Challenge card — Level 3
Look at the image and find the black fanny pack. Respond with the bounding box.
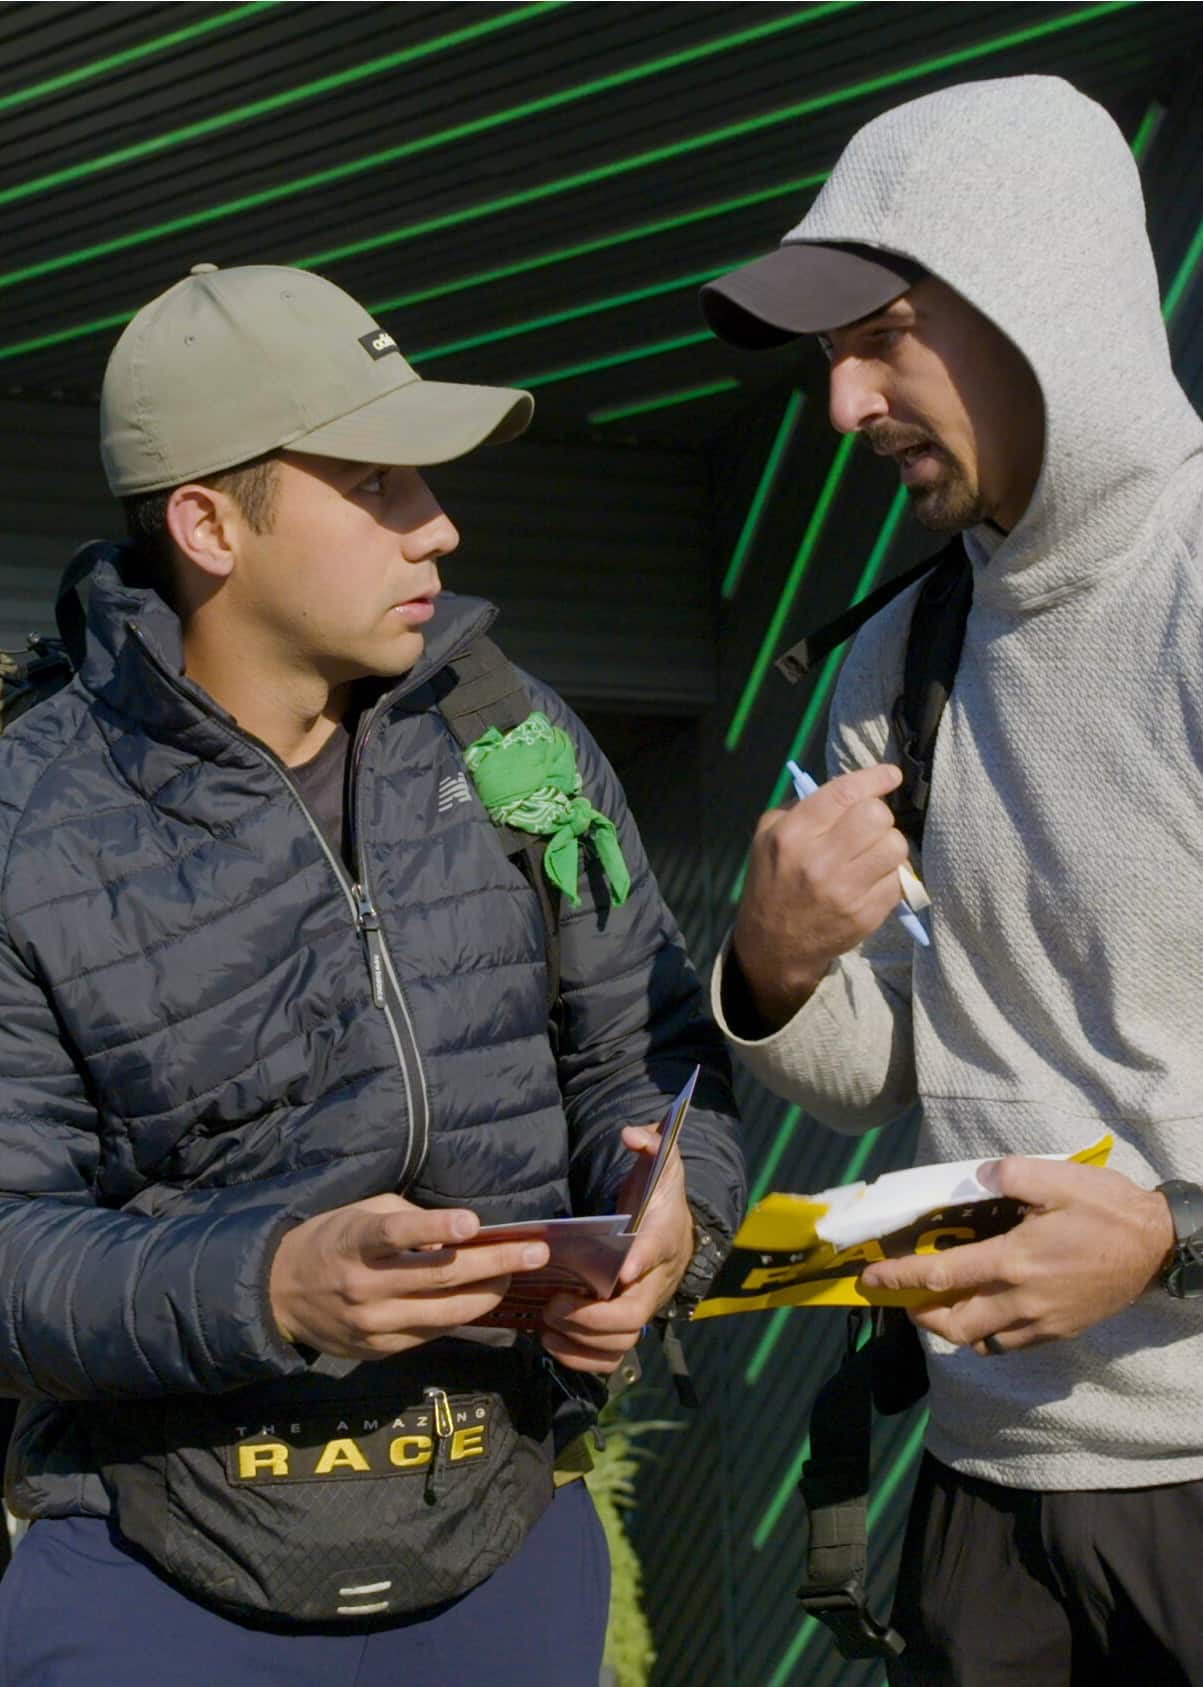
[83,1337,556,1627]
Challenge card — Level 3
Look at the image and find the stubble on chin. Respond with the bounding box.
[907,458,988,534]
[865,423,987,535]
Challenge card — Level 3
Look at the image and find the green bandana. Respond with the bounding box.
[463,712,631,909]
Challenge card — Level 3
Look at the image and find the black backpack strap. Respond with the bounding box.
[775,554,945,684]
[795,1309,926,1662]
[433,634,533,745]
[887,540,973,849]
[774,536,973,851]
[434,636,562,1015]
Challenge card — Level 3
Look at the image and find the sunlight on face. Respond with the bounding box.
[820,278,1045,533]
[224,454,460,685]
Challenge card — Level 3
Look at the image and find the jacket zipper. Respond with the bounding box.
[347,698,430,1189]
[125,621,431,1191]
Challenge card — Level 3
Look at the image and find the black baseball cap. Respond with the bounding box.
[701,241,927,349]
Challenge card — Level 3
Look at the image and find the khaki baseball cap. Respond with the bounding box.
[100,263,533,495]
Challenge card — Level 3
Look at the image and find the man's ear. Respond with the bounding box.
[164,483,237,582]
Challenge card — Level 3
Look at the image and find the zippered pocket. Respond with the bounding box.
[86,1340,556,1624]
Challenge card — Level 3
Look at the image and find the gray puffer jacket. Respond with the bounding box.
[0,546,744,1519]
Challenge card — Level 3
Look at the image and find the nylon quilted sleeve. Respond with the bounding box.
[525,679,745,1247]
[0,919,308,1402]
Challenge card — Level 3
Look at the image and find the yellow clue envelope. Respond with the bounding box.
[693,1135,1112,1319]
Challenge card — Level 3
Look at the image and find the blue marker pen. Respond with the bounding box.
[785,761,931,948]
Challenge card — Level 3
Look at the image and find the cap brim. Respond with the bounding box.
[700,244,925,348]
[286,375,533,467]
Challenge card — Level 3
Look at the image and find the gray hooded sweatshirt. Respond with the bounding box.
[712,76,1203,1489]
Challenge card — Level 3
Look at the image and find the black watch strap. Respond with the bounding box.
[1156,1180,1203,1299]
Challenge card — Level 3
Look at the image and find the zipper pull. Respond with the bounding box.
[423,1387,455,1506]
[426,1387,455,1441]
[352,882,386,1009]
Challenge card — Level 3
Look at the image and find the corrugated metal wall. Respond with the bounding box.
[9,2,1194,431]
[0,398,110,651]
[2,14,1202,1687]
[625,61,1203,1687]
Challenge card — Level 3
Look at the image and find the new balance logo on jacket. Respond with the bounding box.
[437,772,472,814]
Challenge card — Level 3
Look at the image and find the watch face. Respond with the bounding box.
[1158,1185,1203,1298]
[1167,1252,1203,1299]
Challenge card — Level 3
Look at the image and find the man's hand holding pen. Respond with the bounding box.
[728,762,912,1032]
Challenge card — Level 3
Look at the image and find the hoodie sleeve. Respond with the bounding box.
[711,589,921,1133]
[523,680,746,1256]
[0,918,308,1402]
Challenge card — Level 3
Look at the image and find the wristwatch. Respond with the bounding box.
[1155,1180,1203,1299]
[675,1201,730,1312]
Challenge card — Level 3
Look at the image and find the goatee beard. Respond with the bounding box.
[906,460,988,533]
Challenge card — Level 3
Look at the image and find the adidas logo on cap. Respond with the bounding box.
[359,329,400,360]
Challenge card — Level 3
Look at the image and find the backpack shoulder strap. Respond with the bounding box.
[775,552,946,684]
[795,1315,905,1662]
[434,636,562,1014]
[795,1308,926,1662]
[774,536,973,851]
[888,539,973,849]
[434,634,534,744]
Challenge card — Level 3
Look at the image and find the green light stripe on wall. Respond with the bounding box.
[765,1616,814,1687]
[0,4,854,295]
[0,2,1131,304]
[750,1300,875,1550]
[722,393,806,601]
[868,1411,929,1527]
[411,262,747,363]
[840,1124,882,1189]
[513,329,711,389]
[369,174,828,316]
[0,176,825,367]
[753,1433,812,1554]
[725,433,857,753]
[0,311,136,364]
[745,1306,793,1388]
[743,1125,881,1385]
[774,484,910,797]
[0,3,274,116]
[0,181,816,366]
[1163,214,1203,325]
[1129,99,1165,166]
[588,378,740,424]
[297,126,820,279]
[749,1106,803,1208]
[726,485,909,905]
[0,3,558,212]
[301,0,1132,275]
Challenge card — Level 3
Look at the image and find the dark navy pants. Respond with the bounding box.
[0,1480,609,1685]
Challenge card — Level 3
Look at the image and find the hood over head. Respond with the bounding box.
[707,76,1203,610]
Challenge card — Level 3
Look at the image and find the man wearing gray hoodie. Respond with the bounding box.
[702,76,1203,1682]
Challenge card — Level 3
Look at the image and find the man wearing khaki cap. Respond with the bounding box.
[0,263,744,1682]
